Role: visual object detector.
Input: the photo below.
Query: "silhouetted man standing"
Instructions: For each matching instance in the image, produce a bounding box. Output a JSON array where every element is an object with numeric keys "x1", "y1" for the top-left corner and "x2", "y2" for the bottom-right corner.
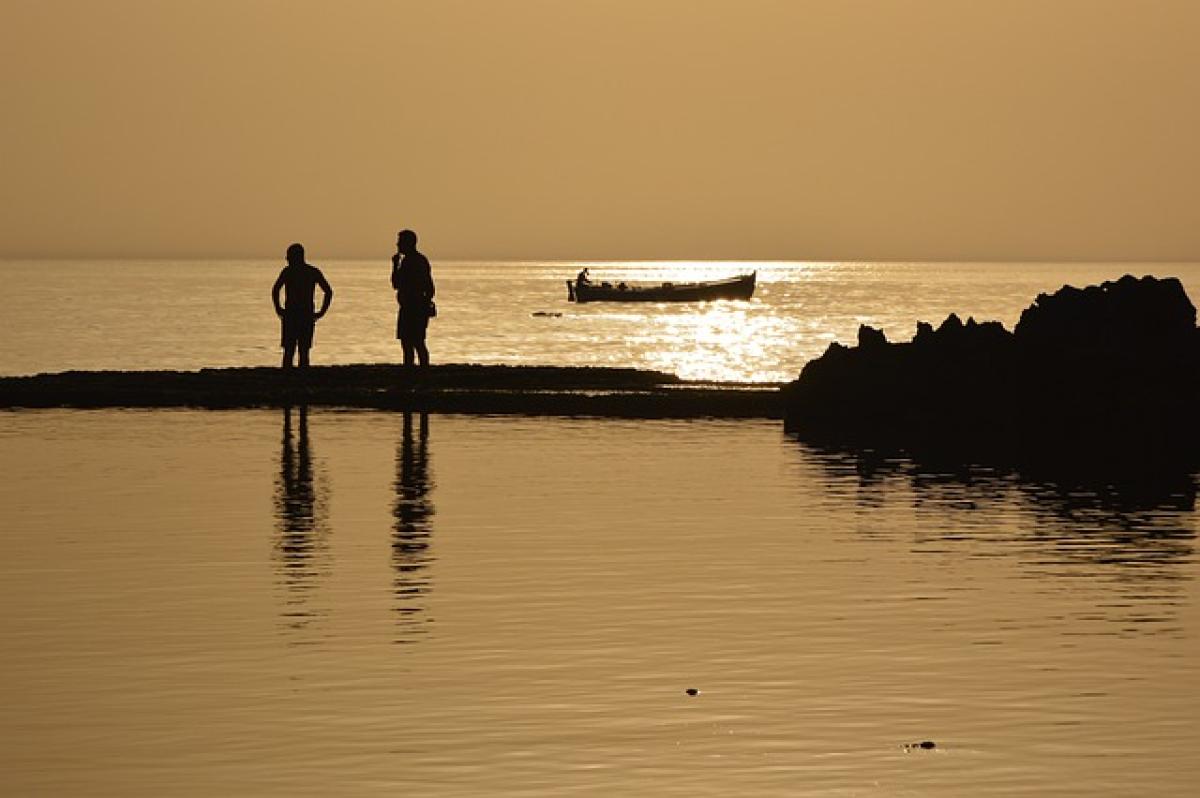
[
  {"x1": 391, "y1": 229, "x2": 435, "y2": 366},
  {"x1": 272, "y1": 243, "x2": 333, "y2": 369}
]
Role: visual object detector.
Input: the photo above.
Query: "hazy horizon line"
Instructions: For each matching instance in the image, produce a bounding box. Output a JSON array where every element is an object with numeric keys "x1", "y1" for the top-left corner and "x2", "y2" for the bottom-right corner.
[{"x1": 3, "y1": 255, "x2": 1199, "y2": 266}]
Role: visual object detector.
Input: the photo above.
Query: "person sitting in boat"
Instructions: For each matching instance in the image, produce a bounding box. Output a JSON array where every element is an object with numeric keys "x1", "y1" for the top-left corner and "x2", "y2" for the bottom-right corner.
[{"x1": 576, "y1": 268, "x2": 590, "y2": 287}]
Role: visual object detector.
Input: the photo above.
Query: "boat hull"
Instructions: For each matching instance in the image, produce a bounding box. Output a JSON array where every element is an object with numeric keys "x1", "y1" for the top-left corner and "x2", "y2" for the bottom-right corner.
[{"x1": 567, "y1": 272, "x2": 756, "y2": 303}]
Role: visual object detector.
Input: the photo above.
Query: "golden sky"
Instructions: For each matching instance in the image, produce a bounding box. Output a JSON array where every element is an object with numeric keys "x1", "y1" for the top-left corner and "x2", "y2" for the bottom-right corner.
[{"x1": 2, "y1": 0, "x2": 1198, "y2": 260}]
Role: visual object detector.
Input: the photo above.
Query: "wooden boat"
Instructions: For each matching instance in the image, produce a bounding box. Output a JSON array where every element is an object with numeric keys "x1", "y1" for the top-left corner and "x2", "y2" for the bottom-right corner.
[{"x1": 567, "y1": 271, "x2": 756, "y2": 303}]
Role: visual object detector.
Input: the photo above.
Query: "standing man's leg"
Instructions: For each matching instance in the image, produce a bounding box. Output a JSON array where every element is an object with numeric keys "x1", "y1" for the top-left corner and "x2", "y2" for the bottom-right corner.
[
  {"x1": 415, "y1": 334, "x2": 429, "y2": 367},
  {"x1": 281, "y1": 313, "x2": 299, "y2": 369},
  {"x1": 295, "y1": 316, "x2": 315, "y2": 369},
  {"x1": 399, "y1": 308, "x2": 414, "y2": 366},
  {"x1": 414, "y1": 315, "x2": 430, "y2": 366}
]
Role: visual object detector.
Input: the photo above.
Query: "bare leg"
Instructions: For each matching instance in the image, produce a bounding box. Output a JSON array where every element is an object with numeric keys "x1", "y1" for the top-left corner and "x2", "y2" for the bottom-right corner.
[
  {"x1": 416, "y1": 342, "x2": 430, "y2": 366},
  {"x1": 282, "y1": 343, "x2": 296, "y2": 369},
  {"x1": 401, "y1": 339, "x2": 415, "y2": 366},
  {"x1": 299, "y1": 347, "x2": 311, "y2": 368}
]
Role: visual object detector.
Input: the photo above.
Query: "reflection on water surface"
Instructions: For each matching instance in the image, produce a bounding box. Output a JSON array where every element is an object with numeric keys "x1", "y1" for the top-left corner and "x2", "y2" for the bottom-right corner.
[
  {"x1": 393, "y1": 412, "x2": 435, "y2": 642},
  {"x1": 805, "y1": 443, "x2": 1196, "y2": 636},
  {"x1": 271, "y1": 407, "x2": 438, "y2": 645},
  {"x1": 274, "y1": 405, "x2": 331, "y2": 635},
  {"x1": 1, "y1": 410, "x2": 1197, "y2": 796}
]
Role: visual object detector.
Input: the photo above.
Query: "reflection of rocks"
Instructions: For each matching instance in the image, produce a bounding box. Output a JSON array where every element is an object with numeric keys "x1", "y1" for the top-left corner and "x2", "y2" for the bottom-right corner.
[
  {"x1": 273, "y1": 405, "x2": 331, "y2": 631},
  {"x1": 801, "y1": 441, "x2": 1196, "y2": 632},
  {"x1": 785, "y1": 275, "x2": 1200, "y2": 465},
  {"x1": 393, "y1": 412, "x2": 435, "y2": 642},
  {"x1": 813, "y1": 441, "x2": 1197, "y2": 516}
]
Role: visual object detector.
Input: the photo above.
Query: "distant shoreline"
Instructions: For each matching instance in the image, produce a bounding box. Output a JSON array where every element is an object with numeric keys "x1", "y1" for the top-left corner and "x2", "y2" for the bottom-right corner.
[{"x1": 0, "y1": 364, "x2": 783, "y2": 419}]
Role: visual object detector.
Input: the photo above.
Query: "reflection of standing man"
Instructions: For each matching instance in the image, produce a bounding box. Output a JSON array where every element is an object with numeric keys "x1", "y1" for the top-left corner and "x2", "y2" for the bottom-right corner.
[
  {"x1": 272, "y1": 243, "x2": 333, "y2": 369},
  {"x1": 275, "y1": 407, "x2": 329, "y2": 581},
  {"x1": 277, "y1": 405, "x2": 317, "y2": 553},
  {"x1": 391, "y1": 230, "x2": 435, "y2": 367},
  {"x1": 393, "y1": 412, "x2": 435, "y2": 641},
  {"x1": 274, "y1": 405, "x2": 331, "y2": 635}
]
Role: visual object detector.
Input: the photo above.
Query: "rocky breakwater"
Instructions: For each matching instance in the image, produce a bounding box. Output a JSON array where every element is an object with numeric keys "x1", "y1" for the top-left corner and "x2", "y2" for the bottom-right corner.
[
  {"x1": 0, "y1": 364, "x2": 782, "y2": 419},
  {"x1": 783, "y1": 275, "x2": 1200, "y2": 465}
]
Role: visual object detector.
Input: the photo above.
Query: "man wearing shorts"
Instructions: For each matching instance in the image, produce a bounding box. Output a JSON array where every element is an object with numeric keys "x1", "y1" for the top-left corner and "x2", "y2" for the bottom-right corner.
[
  {"x1": 391, "y1": 229, "x2": 435, "y2": 366},
  {"x1": 272, "y1": 243, "x2": 334, "y2": 369}
]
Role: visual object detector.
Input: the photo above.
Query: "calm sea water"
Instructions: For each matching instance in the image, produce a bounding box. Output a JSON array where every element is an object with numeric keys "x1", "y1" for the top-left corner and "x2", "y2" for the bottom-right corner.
[
  {"x1": 5, "y1": 260, "x2": 1200, "y2": 381},
  {"x1": 2, "y1": 262, "x2": 1199, "y2": 794},
  {"x1": 0, "y1": 410, "x2": 1196, "y2": 796}
]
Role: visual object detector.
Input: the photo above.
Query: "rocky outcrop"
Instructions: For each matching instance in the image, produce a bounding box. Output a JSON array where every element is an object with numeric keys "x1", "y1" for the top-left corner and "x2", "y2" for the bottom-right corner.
[
  {"x1": 784, "y1": 275, "x2": 1200, "y2": 464},
  {"x1": 0, "y1": 363, "x2": 783, "y2": 418}
]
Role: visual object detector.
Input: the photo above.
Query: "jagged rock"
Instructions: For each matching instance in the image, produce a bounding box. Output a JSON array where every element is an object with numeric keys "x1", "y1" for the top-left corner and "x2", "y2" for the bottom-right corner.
[
  {"x1": 937, "y1": 313, "x2": 964, "y2": 335},
  {"x1": 1016, "y1": 274, "x2": 1195, "y2": 350},
  {"x1": 784, "y1": 275, "x2": 1200, "y2": 465},
  {"x1": 857, "y1": 324, "x2": 888, "y2": 349}
]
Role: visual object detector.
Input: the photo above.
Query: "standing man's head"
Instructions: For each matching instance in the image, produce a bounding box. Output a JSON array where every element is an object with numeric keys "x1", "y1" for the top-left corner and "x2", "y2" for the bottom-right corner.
[
  {"x1": 396, "y1": 230, "x2": 418, "y2": 254},
  {"x1": 286, "y1": 243, "x2": 305, "y2": 267}
]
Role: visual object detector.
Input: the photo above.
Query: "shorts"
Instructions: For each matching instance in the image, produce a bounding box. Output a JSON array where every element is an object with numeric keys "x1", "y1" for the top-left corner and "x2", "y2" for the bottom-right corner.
[
  {"x1": 397, "y1": 304, "x2": 430, "y2": 342},
  {"x1": 281, "y1": 312, "x2": 315, "y2": 349}
]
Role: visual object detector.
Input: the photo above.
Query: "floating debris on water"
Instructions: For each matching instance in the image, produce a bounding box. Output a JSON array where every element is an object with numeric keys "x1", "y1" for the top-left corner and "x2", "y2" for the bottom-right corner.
[
  {"x1": 685, "y1": 688, "x2": 699, "y2": 696},
  {"x1": 904, "y1": 740, "x2": 937, "y2": 751},
  {"x1": 531, "y1": 311, "x2": 563, "y2": 317}
]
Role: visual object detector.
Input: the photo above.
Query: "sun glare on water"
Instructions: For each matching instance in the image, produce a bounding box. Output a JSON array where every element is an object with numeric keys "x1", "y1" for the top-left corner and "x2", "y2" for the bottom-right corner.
[{"x1": 637, "y1": 301, "x2": 797, "y2": 382}]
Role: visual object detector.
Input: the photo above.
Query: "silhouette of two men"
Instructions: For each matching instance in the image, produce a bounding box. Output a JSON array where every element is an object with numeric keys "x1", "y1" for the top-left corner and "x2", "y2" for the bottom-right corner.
[{"x1": 271, "y1": 234, "x2": 436, "y2": 369}]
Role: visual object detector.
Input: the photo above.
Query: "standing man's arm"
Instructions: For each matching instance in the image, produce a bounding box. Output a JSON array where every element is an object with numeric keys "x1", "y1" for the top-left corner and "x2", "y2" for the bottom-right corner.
[
  {"x1": 272, "y1": 272, "x2": 286, "y2": 317},
  {"x1": 391, "y1": 252, "x2": 402, "y2": 292},
  {"x1": 315, "y1": 271, "x2": 334, "y2": 319}
]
